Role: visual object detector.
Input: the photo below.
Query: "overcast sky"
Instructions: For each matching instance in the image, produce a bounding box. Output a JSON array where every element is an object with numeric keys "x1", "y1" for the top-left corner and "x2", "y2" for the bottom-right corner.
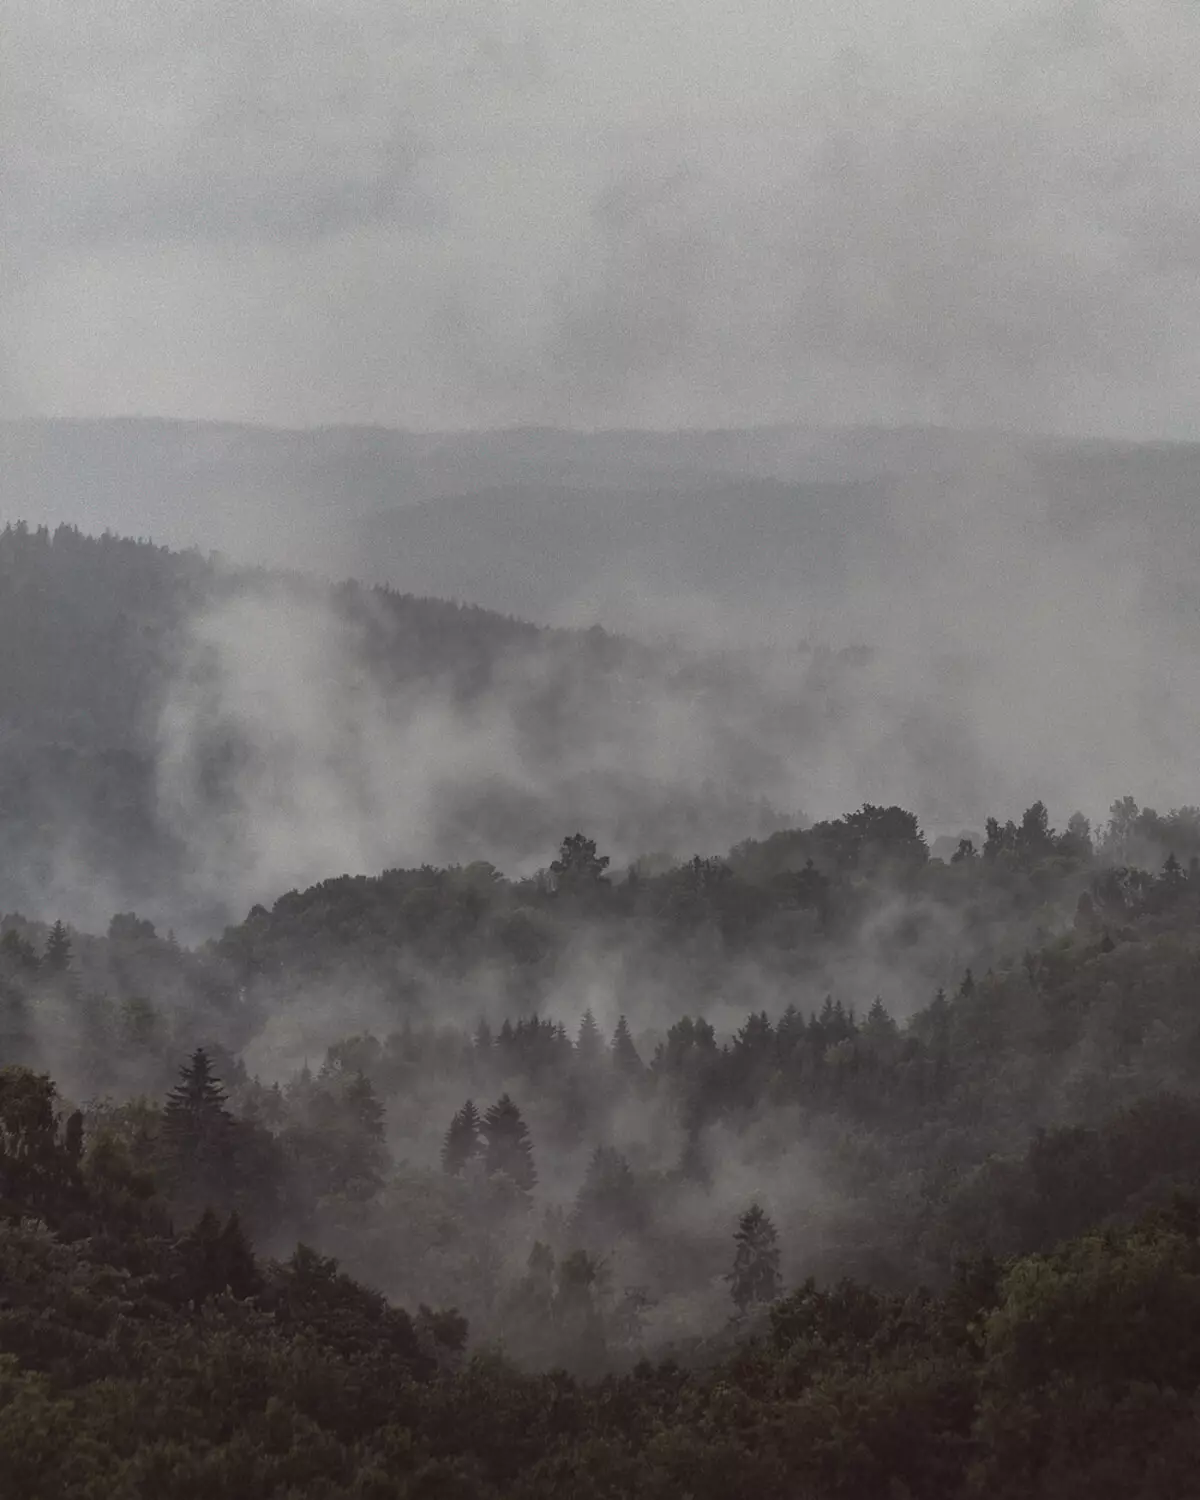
[{"x1": 4, "y1": 0, "x2": 1200, "y2": 435}]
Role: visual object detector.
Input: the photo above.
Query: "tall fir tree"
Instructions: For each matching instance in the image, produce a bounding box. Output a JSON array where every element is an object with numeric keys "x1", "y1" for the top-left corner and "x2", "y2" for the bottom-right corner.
[
  {"x1": 575, "y1": 1009, "x2": 603, "y2": 1067},
  {"x1": 482, "y1": 1094, "x2": 536, "y2": 1192},
  {"x1": 441, "y1": 1099, "x2": 483, "y2": 1176},
  {"x1": 161, "y1": 1049, "x2": 234, "y2": 1221},
  {"x1": 728, "y1": 1202, "x2": 782, "y2": 1312},
  {"x1": 42, "y1": 920, "x2": 72, "y2": 974},
  {"x1": 611, "y1": 1015, "x2": 642, "y2": 1075}
]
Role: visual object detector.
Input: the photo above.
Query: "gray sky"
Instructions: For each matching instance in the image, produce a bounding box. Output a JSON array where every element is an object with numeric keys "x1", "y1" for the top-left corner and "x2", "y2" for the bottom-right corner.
[{"x1": 4, "y1": 0, "x2": 1200, "y2": 435}]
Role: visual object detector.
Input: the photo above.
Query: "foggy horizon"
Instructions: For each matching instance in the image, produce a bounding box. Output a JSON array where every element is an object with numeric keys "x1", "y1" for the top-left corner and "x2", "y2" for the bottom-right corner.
[
  {"x1": 11, "y1": 411, "x2": 1200, "y2": 446},
  {"x1": 7, "y1": 0, "x2": 1200, "y2": 439}
]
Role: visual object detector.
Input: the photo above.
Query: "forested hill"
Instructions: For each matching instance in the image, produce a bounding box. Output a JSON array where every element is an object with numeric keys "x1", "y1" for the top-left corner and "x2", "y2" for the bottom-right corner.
[
  {"x1": 0, "y1": 521, "x2": 556, "y2": 752},
  {"x1": 4, "y1": 530, "x2": 1200, "y2": 1494},
  {"x1": 3, "y1": 806, "x2": 1200, "y2": 1494},
  {"x1": 0, "y1": 523, "x2": 810, "y2": 929},
  {"x1": 6, "y1": 1064, "x2": 1200, "y2": 1498}
]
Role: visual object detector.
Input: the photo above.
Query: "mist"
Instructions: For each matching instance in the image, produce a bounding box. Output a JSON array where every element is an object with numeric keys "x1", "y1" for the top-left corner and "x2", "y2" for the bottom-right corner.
[
  {"x1": 6, "y1": 0, "x2": 1200, "y2": 1470},
  {"x1": 5, "y1": 0, "x2": 1200, "y2": 438}
]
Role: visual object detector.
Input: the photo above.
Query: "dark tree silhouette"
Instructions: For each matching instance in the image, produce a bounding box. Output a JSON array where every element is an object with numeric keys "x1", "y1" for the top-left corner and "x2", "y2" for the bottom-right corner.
[
  {"x1": 728, "y1": 1202, "x2": 781, "y2": 1312},
  {"x1": 482, "y1": 1094, "x2": 536, "y2": 1192},
  {"x1": 575, "y1": 1009, "x2": 603, "y2": 1066},
  {"x1": 550, "y1": 833, "x2": 610, "y2": 893},
  {"x1": 161, "y1": 1049, "x2": 234, "y2": 1220},
  {"x1": 442, "y1": 1099, "x2": 483, "y2": 1176},
  {"x1": 42, "y1": 920, "x2": 72, "y2": 974},
  {"x1": 611, "y1": 1015, "x2": 642, "y2": 1076}
]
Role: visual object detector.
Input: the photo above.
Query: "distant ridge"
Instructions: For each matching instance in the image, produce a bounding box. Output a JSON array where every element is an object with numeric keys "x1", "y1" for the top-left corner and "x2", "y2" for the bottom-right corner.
[{"x1": 6, "y1": 416, "x2": 1200, "y2": 627}]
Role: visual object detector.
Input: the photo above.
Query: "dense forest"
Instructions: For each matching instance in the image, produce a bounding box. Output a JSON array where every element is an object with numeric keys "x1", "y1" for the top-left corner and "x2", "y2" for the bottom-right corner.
[{"x1": 4, "y1": 524, "x2": 1200, "y2": 1493}]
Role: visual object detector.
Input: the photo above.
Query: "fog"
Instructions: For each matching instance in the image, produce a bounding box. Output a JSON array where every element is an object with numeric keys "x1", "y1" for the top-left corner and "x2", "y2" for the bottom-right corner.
[
  {"x1": 3, "y1": 0, "x2": 1200, "y2": 437},
  {"x1": 6, "y1": 0, "x2": 1200, "y2": 1393}
]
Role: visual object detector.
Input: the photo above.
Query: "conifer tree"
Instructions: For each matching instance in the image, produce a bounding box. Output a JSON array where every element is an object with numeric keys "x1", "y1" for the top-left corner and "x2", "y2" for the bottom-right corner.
[
  {"x1": 179, "y1": 1206, "x2": 223, "y2": 1303},
  {"x1": 728, "y1": 1202, "x2": 781, "y2": 1312},
  {"x1": 161, "y1": 1049, "x2": 233, "y2": 1218},
  {"x1": 575, "y1": 1009, "x2": 603, "y2": 1066},
  {"x1": 482, "y1": 1093, "x2": 536, "y2": 1191},
  {"x1": 42, "y1": 920, "x2": 72, "y2": 974},
  {"x1": 441, "y1": 1099, "x2": 483, "y2": 1176},
  {"x1": 610, "y1": 1015, "x2": 642, "y2": 1075},
  {"x1": 216, "y1": 1210, "x2": 263, "y2": 1300},
  {"x1": 164, "y1": 1049, "x2": 230, "y2": 1143},
  {"x1": 179, "y1": 1208, "x2": 261, "y2": 1304}
]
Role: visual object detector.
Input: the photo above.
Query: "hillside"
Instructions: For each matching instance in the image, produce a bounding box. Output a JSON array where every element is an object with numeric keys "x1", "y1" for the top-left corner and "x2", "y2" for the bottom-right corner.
[
  {"x1": 0, "y1": 524, "x2": 809, "y2": 931},
  {"x1": 3, "y1": 792, "x2": 1200, "y2": 1495},
  {"x1": 3, "y1": 518, "x2": 1200, "y2": 1496},
  {"x1": 4, "y1": 417, "x2": 1200, "y2": 628}
]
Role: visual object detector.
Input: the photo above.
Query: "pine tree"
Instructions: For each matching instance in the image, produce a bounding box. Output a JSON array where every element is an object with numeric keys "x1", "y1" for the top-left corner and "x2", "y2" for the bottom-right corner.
[
  {"x1": 728, "y1": 1202, "x2": 781, "y2": 1312},
  {"x1": 575, "y1": 1010, "x2": 603, "y2": 1066},
  {"x1": 610, "y1": 1015, "x2": 642, "y2": 1075},
  {"x1": 165, "y1": 1049, "x2": 230, "y2": 1138},
  {"x1": 179, "y1": 1208, "x2": 260, "y2": 1304},
  {"x1": 441, "y1": 1099, "x2": 483, "y2": 1176},
  {"x1": 216, "y1": 1211, "x2": 262, "y2": 1299},
  {"x1": 42, "y1": 920, "x2": 72, "y2": 974},
  {"x1": 162, "y1": 1049, "x2": 233, "y2": 1218},
  {"x1": 482, "y1": 1093, "x2": 536, "y2": 1192},
  {"x1": 179, "y1": 1206, "x2": 223, "y2": 1303}
]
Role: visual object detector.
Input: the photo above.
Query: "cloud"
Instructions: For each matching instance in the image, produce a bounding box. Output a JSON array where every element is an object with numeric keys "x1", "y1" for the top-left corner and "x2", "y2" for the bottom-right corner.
[{"x1": 4, "y1": 0, "x2": 1200, "y2": 431}]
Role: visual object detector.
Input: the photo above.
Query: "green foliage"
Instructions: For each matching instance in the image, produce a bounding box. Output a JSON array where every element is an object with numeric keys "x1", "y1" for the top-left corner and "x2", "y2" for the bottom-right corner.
[{"x1": 2, "y1": 1116, "x2": 1199, "y2": 1500}]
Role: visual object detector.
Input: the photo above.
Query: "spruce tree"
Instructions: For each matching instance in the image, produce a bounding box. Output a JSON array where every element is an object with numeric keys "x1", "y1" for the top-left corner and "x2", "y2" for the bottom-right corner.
[
  {"x1": 441, "y1": 1099, "x2": 483, "y2": 1176},
  {"x1": 610, "y1": 1015, "x2": 642, "y2": 1075},
  {"x1": 179, "y1": 1206, "x2": 223, "y2": 1303},
  {"x1": 42, "y1": 920, "x2": 72, "y2": 974},
  {"x1": 728, "y1": 1202, "x2": 781, "y2": 1312},
  {"x1": 216, "y1": 1211, "x2": 263, "y2": 1299},
  {"x1": 162, "y1": 1049, "x2": 233, "y2": 1218},
  {"x1": 482, "y1": 1094, "x2": 536, "y2": 1191},
  {"x1": 575, "y1": 1009, "x2": 603, "y2": 1066},
  {"x1": 164, "y1": 1050, "x2": 230, "y2": 1139}
]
